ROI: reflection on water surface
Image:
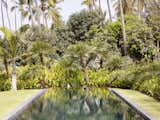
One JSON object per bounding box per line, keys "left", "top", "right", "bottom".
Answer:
{"left": 18, "top": 88, "right": 145, "bottom": 120}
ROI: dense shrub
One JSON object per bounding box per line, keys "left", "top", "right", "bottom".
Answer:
{"left": 108, "top": 69, "right": 135, "bottom": 89}
{"left": 108, "top": 62, "right": 160, "bottom": 100}
{"left": 105, "top": 15, "right": 156, "bottom": 60}
{"left": 88, "top": 69, "right": 109, "bottom": 86}
{"left": 67, "top": 10, "right": 105, "bottom": 41}
{"left": 106, "top": 54, "right": 134, "bottom": 71}
{"left": 0, "top": 80, "right": 11, "bottom": 91}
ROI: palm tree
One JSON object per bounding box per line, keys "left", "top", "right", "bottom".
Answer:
{"left": 11, "top": 0, "right": 26, "bottom": 27}
{"left": 66, "top": 42, "right": 96, "bottom": 85}
{"left": 82, "top": 0, "right": 96, "bottom": 11}
{"left": 27, "top": 0, "right": 34, "bottom": 25}
{"left": 106, "top": 0, "right": 112, "bottom": 22}
{"left": 114, "top": 0, "right": 135, "bottom": 16}
{"left": 12, "top": 0, "right": 34, "bottom": 26}
{"left": 0, "top": 41, "right": 10, "bottom": 77}
{"left": 2, "top": 0, "right": 11, "bottom": 29}
{"left": 29, "top": 41, "right": 54, "bottom": 65}
{"left": 34, "top": 0, "right": 41, "bottom": 25}
{"left": 136, "top": 0, "right": 146, "bottom": 18}
{"left": 11, "top": 0, "right": 18, "bottom": 30}
{"left": 46, "top": 2, "right": 62, "bottom": 27}
{"left": 119, "top": 0, "right": 127, "bottom": 55}
{"left": 1, "top": 0, "right": 5, "bottom": 27}
{"left": 0, "top": 27, "right": 21, "bottom": 91}
{"left": 95, "top": 0, "right": 101, "bottom": 11}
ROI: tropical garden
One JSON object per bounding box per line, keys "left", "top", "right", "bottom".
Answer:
{"left": 0, "top": 0, "right": 160, "bottom": 102}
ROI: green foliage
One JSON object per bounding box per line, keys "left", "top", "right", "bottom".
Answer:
{"left": 0, "top": 80, "right": 11, "bottom": 91}
{"left": 108, "top": 68, "right": 135, "bottom": 89}
{"left": 67, "top": 10, "right": 105, "bottom": 41}
{"left": 88, "top": 69, "right": 109, "bottom": 86}
{"left": 104, "top": 21, "right": 122, "bottom": 49}
{"left": 108, "top": 62, "right": 160, "bottom": 100}
{"left": 106, "top": 53, "right": 133, "bottom": 71}
{"left": 18, "top": 65, "right": 45, "bottom": 81}
{"left": 17, "top": 80, "right": 40, "bottom": 89}
{"left": 53, "top": 25, "right": 74, "bottom": 55}
{"left": 104, "top": 15, "right": 157, "bottom": 61}
{"left": 124, "top": 15, "right": 156, "bottom": 61}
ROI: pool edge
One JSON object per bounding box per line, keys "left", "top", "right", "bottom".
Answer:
{"left": 109, "top": 88, "right": 156, "bottom": 120}
{"left": 2, "top": 89, "right": 47, "bottom": 120}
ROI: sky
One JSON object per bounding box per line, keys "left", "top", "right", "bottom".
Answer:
{"left": 0, "top": 0, "right": 116, "bottom": 31}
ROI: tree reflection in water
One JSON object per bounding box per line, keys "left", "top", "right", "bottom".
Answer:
{"left": 18, "top": 88, "right": 144, "bottom": 120}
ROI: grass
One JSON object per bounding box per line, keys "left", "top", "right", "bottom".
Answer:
{"left": 0, "top": 89, "right": 40, "bottom": 119}
{"left": 112, "top": 88, "right": 160, "bottom": 120}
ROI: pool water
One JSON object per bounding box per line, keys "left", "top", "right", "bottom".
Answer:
{"left": 18, "top": 88, "right": 145, "bottom": 120}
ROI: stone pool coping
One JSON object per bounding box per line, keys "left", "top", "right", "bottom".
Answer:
{"left": 2, "top": 89, "right": 47, "bottom": 120}
{"left": 110, "top": 88, "right": 158, "bottom": 120}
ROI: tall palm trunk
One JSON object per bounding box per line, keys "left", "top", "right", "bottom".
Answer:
{"left": 98, "top": 0, "right": 101, "bottom": 11}
{"left": 1, "top": 1, "right": 5, "bottom": 27}
{"left": 35, "top": 0, "right": 41, "bottom": 25}
{"left": 44, "top": 14, "right": 48, "bottom": 28}
{"left": 119, "top": 0, "right": 127, "bottom": 56}
{"left": 5, "top": 0, "right": 11, "bottom": 30}
{"left": 41, "top": 2, "right": 46, "bottom": 26}
{"left": 42, "top": 12, "right": 45, "bottom": 26}
{"left": 20, "top": 14, "right": 23, "bottom": 27}
{"left": 107, "top": 0, "right": 112, "bottom": 22}
{"left": 157, "top": 40, "right": 159, "bottom": 59}
{"left": 138, "top": 0, "right": 141, "bottom": 19}
{"left": 15, "top": 9, "right": 17, "bottom": 31}
{"left": 3, "top": 58, "right": 9, "bottom": 78}
{"left": 12, "top": 59, "right": 17, "bottom": 91}
{"left": 29, "top": 2, "right": 34, "bottom": 25}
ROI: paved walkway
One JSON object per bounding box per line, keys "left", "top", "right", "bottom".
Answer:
{"left": 111, "top": 88, "right": 160, "bottom": 120}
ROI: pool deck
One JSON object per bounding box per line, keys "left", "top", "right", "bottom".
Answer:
{"left": 0, "top": 89, "right": 46, "bottom": 120}
{"left": 111, "top": 88, "right": 160, "bottom": 120}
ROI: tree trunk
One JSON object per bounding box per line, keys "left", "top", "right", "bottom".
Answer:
{"left": 41, "top": 1, "right": 46, "bottom": 26}
{"left": 44, "top": 14, "right": 48, "bottom": 28}
{"left": 15, "top": 9, "right": 17, "bottom": 31}
{"left": 35, "top": 0, "right": 41, "bottom": 25}
{"left": 1, "top": 1, "right": 5, "bottom": 27}
{"left": 20, "top": 14, "right": 23, "bottom": 27}
{"left": 3, "top": 58, "right": 9, "bottom": 78}
{"left": 157, "top": 40, "right": 159, "bottom": 59}
{"left": 29, "top": 2, "right": 34, "bottom": 25}
{"left": 119, "top": 0, "right": 127, "bottom": 56}
{"left": 138, "top": 0, "right": 141, "bottom": 19}
{"left": 107, "top": 0, "right": 112, "bottom": 22}
{"left": 5, "top": 0, "right": 11, "bottom": 30}
{"left": 39, "top": 53, "right": 44, "bottom": 65}
{"left": 12, "top": 59, "right": 17, "bottom": 91}
{"left": 82, "top": 67, "right": 89, "bottom": 85}
{"left": 42, "top": 11, "right": 45, "bottom": 26}
{"left": 99, "top": 0, "right": 102, "bottom": 12}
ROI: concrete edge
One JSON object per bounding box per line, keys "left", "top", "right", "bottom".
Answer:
{"left": 109, "top": 88, "right": 155, "bottom": 120}
{"left": 2, "top": 89, "right": 47, "bottom": 120}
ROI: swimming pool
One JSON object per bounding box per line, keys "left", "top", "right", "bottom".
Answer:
{"left": 18, "top": 88, "right": 145, "bottom": 120}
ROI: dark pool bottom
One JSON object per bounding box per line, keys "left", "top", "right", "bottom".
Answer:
{"left": 17, "top": 88, "right": 145, "bottom": 120}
